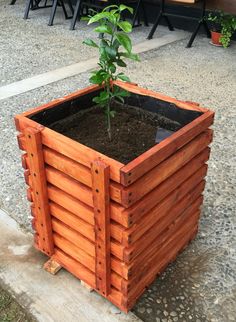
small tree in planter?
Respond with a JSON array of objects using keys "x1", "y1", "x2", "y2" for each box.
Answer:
[
  {"x1": 206, "y1": 11, "x2": 236, "y2": 47},
  {"x1": 14, "y1": 4, "x2": 215, "y2": 313},
  {"x1": 83, "y1": 5, "x2": 139, "y2": 140}
]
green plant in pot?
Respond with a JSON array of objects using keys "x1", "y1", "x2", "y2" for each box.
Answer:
[
  {"x1": 206, "y1": 11, "x2": 236, "y2": 48},
  {"x1": 83, "y1": 4, "x2": 140, "y2": 140}
]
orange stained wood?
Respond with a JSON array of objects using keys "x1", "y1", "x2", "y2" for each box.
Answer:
[
  {"x1": 52, "y1": 219, "x2": 95, "y2": 257},
  {"x1": 123, "y1": 190, "x2": 204, "y2": 263},
  {"x1": 121, "y1": 129, "x2": 213, "y2": 207},
  {"x1": 45, "y1": 164, "x2": 128, "y2": 227},
  {"x1": 24, "y1": 127, "x2": 54, "y2": 256},
  {"x1": 91, "y1": 160, "x2": 111, "y2": 297},
  {"x1": 113, "y1": 80, "x2": 210, "y2": 113},
  {"x1": 120, "y1": 111, "x2": 214, "y2": 186},
  {"x1": 126, "y1": 224, "x2": 198, "y2": 310},
  {"x1": 48, "y1": 185, "x2": 94, "y2": 225},
  {"x1": 122, "y1": 148, "x2": 209, "y2": 225},
  {"x1": 43, "y1": 147, "x2": 123, "y2": 204},
  {"x1": 122, "y1": 168, "x2": 206, "y2": 246},
  {"x1": 126, "y1": 198, "x2": 202, "y2": 277}
]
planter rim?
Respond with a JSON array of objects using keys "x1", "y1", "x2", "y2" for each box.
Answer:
[{"x1": 15, "y1": 81, "x2": 214, "y2": 185}]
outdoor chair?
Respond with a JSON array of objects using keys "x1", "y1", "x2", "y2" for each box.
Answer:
[
  {"x1": 69, "y1": 0, "x2": 148, "y2": 31},
  {"x1": 23, "y1": 0, "x2": 74, "y2": 27},
  {"x1": 147, "y1": 0, "x2": 211, "y2": 47}
]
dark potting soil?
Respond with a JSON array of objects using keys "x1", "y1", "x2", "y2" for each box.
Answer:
[{"x1": 50, "y1": 103, "x2": 182, "y2": 164}]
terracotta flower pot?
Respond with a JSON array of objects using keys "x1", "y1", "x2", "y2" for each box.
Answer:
[
  {"x1": 14, "y1": 81, "x2": 214, "y2": 312},
  {"x1": 211, "y1": 31, "x2": 223, "y2": 46}
]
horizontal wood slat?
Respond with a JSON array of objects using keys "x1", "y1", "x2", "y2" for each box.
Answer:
[
  {"x1": 120, "y1": 111, "x2": 214, "y2": 186},
  {"x1": 122, "y1": 166, "x2": 207, "y2": 246},
  {"x1": 123, "y1": 148, "x2": 209, "y2": 225},
  {"x1": 52, "y1": 219, "x2": 95, "y2": 257},
  {"x1": 41, "y1": 127, "x2": 123, "y2": 183},
  {"x1": 126, "y1": 224, "x2": 198, "y2": 310},
  {"x1": 121, "y1": 129, "x2": 212, "y2": 207},
  {"x1": 124, "y1": 190, "x2": 204, "y2": 263},
  {"x1": 48, "y1": 185, "x2": 94, "y2": 225},
  {"x1": 127, "y1": 198, "x2": 202, "y2": 277},
  {"x1": 54, "y1": 233, "x2": 128, "y2": 280},
  {"x1": 44, "y1": 147, "x2": 123, "y2": 204},
  {"x1": 50, "y1": 202, "x2": 95, "y2": 241},
  {"x1": 45, "y1": 165, "x2": 127, "y2": 227}
]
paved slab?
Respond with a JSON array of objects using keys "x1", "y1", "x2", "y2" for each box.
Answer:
[
  {"x1": 0, "y1": 209, "x2": 140, "y2": 322},
  {"x1": 0, "y1": 32, "x2": 187, "y2": 100}
]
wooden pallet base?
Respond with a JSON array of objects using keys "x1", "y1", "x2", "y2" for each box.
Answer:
[{"x1": 44, "y1": 258, "x2": 62, "y2": 275}]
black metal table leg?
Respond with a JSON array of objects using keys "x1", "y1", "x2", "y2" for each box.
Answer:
[
  {"x1": 186, "y1": 21, "x2": 202, "y2": 48},
  {"x1": 70, "y1": 0, "x2": 81, "y2": 30},
  {"x1": 147, "y1": 0, "x2": 165, "y2": 39},
  {"x1": 141, "y1": 0, "x2": 149, "y2": 27},
  {"x1": 164, "y1": 15, "x2": 174, "y2": 31},
  {"x1": 24, "y1": 0, "x2": 33, "y2": 19},
  {"x1": 186, "y1": 0, "x2": 208, "y2": 47},
  {"x1": 48, "y1": 0, "x2": 58, "y2": 25},
  {"x1": 60, "y1": 0, "x2": 70, "y2": 19},
  {"x1": 132, "y1": 0, "x2": 141, "y2": 27},
  {"x1": 203, "y1": 20, "x2": 211, "y2": 38},
  {"x1": 147, "y1": 11, "x2": 162, "y2": 39}
]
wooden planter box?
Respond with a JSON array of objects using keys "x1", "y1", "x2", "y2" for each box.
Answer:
[{"x1": 15, "y1": 81, "x2": 214, "y2": 312}]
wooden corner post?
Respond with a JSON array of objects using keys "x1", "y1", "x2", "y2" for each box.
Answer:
[
  {"x1": 24, "y1": 127, "x2": 54, "y2": 256},
  {"x1": 91, "y1": 160, "x2": 111, "y2": 297}
]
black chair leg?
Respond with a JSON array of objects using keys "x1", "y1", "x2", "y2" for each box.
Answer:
[
  {"x1": 147, "y1": 11, "x2": 162, "y2": 39},
  {"x1": 60, "y1": 0, "x2": 71, "y2": 19},
  {"x1": 48, "y1": 0, "x2": 58, "y2": 26},
  {"x1": 70, "y1": 0, "x2": 81, "y2": 30},
  {"x1": 203, "y1": 20, "x2": 211, "y2": 38},
  {"x1": 186, "y1": 21, "x2": 202, "y2": 48},
  {"x1": 67, "y1": 0, "x2": 74, "y2": 15},
  {"x1": 10, "y1": 0, "x2": 17, "y2": 5},
  {"x1": 141, "y1": 0, "x2": 149, "y2": 27},
  {"x1": 164, "y1": 15, "x2": 174, "y2": 31},
  {"x1": 24, "y1": 0, "x2": 33, "y2": 19},
  {"x1": 132, "y1": 0, "x2": 141, "y2": 27}
]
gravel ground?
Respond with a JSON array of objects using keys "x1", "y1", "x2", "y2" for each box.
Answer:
[
  {"x1": 0, "y1": 0, "x2": 167, "y2": 86},
  {"x1": 0, "y1": 3, "x2": 236, "y2": 321},
  {"x1": 0, "y1": 284, "x2": 35, "y2": 322}
]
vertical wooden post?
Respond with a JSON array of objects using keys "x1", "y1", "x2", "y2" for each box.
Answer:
[
  {"x1": 91, "y1": 160, "x2": 111, "y2": 297},
  {"x1": 24, "y1": 127, "x2": 54, "y2": 256}
]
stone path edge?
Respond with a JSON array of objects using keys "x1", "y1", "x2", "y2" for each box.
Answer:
[{"x1": 0, "y1": 32, "x2": 187, "y2": 101}]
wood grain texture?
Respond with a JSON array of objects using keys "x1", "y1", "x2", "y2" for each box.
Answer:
[
  {"x1": 121, "y1": 129, "x2": 212, "y2": 207},
  {"x1": 122, "y1": 148, "x2": 209, "y2": 225},
  {"x1": 120, "y1": 112, "x2": 214, "y2": 186},
  {"x1": 44, "y1": 147, "x2": 123, "y2": 204},
  {"x1": 24, "y1": 127, "x2": 54, "y2": 256},
  {"x1": 92, "y1": 160, "x2": 111, "y2": 297}
]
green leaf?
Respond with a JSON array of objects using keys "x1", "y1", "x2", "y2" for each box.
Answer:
[
  {"x1": 109, "y1": 63, "x2": 116, "y2": 73},
  {"x1": 88, "y1": 12, "x2": 112, "y2": 24},
  {"x1": 118, "y1": 89, "x2": 129, "y2": 97},
  {"x1": 120, "y1": 52, "x2": 140, "y2": 61},
  {"x1": 110, "y1": 110, "x2": 116, "y2": 118},
  {"x1": 119, "y1": 4, "x2": 133, "y2": 14},
  {"x1": 94, "y1": 24, "x2": 112, "y2": 35},
  {"x1": 118, "y1": 21, "x2": 132, "y2": 33},
  {"x1": 83, "y1": 39, "x2": 98, "y2": 48},
  {"x1": 116, "y1": 59, "x2": 127, "y2": 67},
  {"x1": 117, "y1": 73, "x2": 130, "y2": 82},
  {"x1": 104, "y1": 45, "x2": 117, "y2": 59},
  {"x1": 116, "y1": 33, "x2": 132, "y2": 53}
]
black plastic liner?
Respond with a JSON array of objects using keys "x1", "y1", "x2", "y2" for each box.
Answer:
[{"x1": 28, "y1": 88, "x2": 202, "y2": 127}]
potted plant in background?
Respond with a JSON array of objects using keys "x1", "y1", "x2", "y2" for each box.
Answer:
[
  {"x1": 15, "y1": 4, "x2": 214, "y2": 313},
  {"x1": 206, "y1": 11, "x2": 236, "y2": 47}
]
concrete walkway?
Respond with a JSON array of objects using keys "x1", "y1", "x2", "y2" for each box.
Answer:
[{"x1": 0, "y1": 209, "x2": 140, "y2": 322}]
